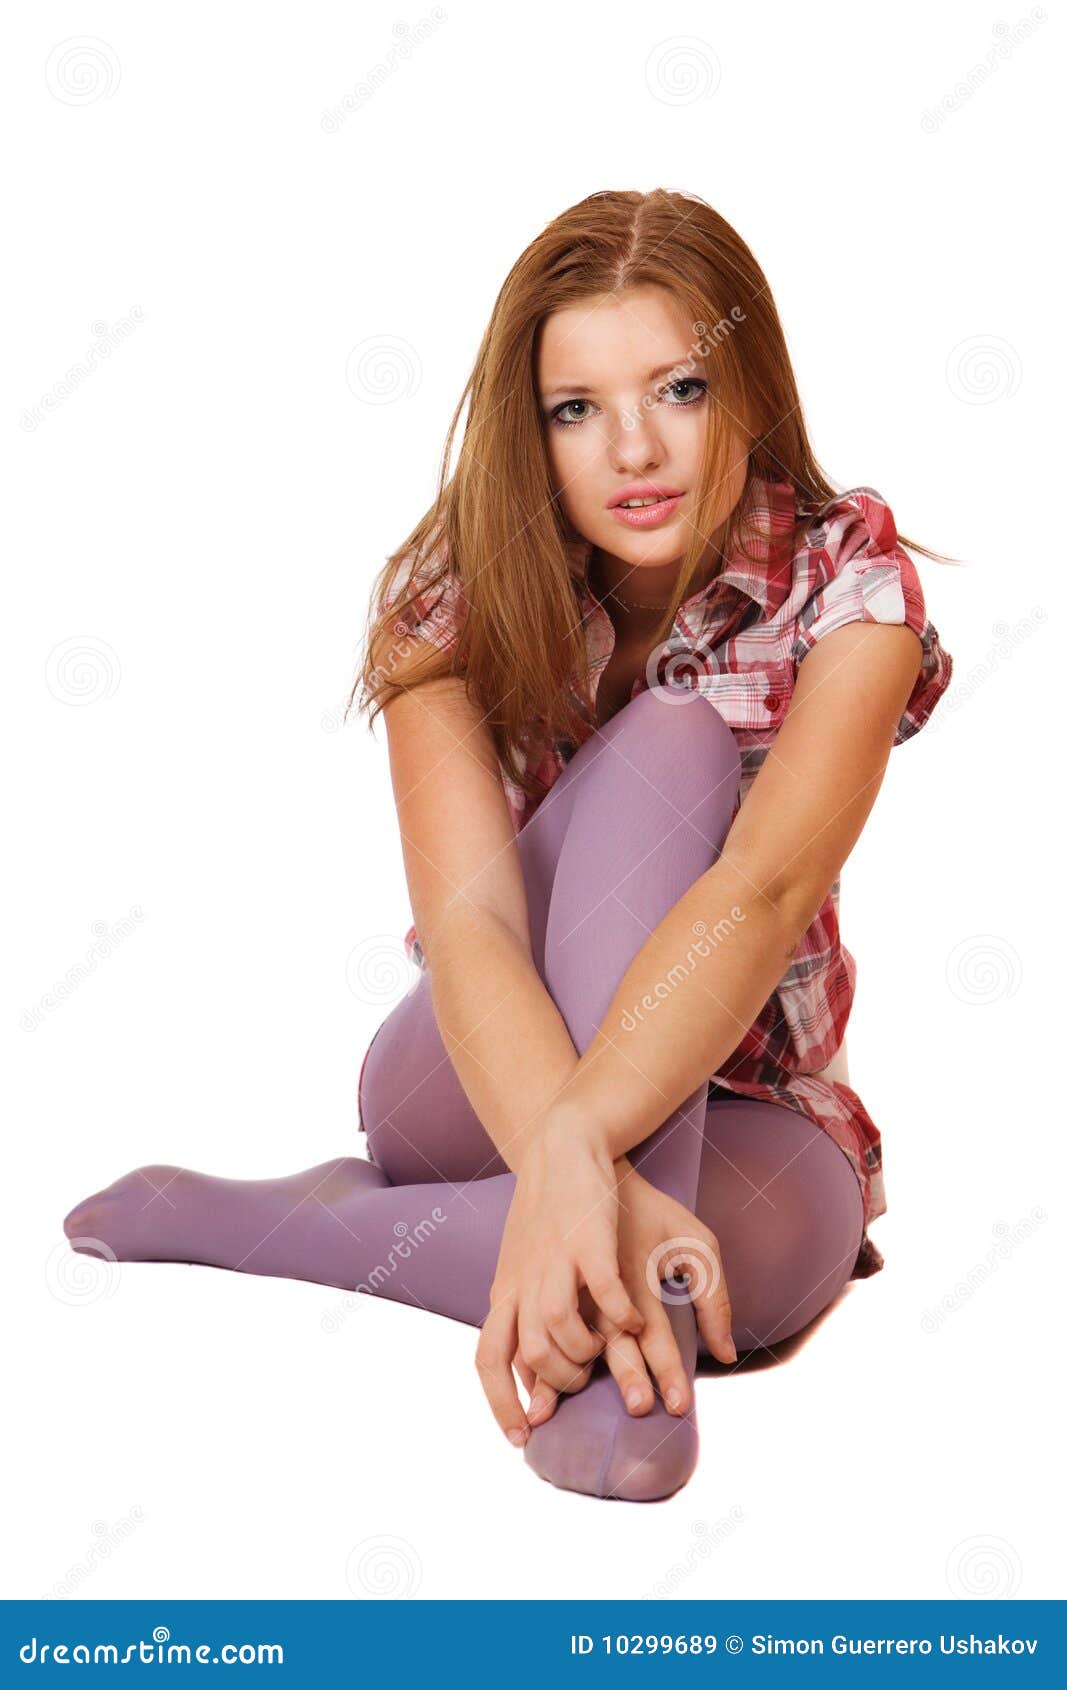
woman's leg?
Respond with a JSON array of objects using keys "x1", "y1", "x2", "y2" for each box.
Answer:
[{"x1": 61, "y1": 689, "x2": 861, "y2": 1497}]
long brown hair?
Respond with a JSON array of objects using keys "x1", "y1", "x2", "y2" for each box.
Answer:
[{"x1": 348, "y1": 186, "x2": 951, "y2": 808}]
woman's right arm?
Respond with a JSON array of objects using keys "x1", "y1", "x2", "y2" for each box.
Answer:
[{"x1": 378, "y1": 651, "x2": 582, "y2": 1178}]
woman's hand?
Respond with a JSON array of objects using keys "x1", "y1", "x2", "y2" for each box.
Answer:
[
  {"x1": 525, "y1": 1157, "x2": 737, "y2": 1428},
  {"x1": 475, "y1": 1116, "x2": 646, "y2": 1448}
]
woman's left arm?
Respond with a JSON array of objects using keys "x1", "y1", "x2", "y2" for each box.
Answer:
[{"x1": 546, "y1": 621, "x2": 925, "y2": 1162}]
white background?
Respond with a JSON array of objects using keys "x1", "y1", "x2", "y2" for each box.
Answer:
[{"x1": 3, "y1": 0, "x2": 1061, "y2": 1602}]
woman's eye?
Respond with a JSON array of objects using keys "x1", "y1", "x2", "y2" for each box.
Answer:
[
  {"x1": 548, "y1": 379, "x2": 707, "y2": 428},
  {"x1": 661, "y1": 378, "x2": 708, "y2": 405},
  {"x1": 551, "y1": 399, "x2": 593, "y2": 427}
]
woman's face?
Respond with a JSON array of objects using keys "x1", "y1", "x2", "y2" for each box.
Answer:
[{"x1": 537, "y1": 284, "x2": 747, "y2": 576}]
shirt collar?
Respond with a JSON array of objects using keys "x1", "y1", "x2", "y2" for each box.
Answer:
[{"x1": 567, "y1": 476, "x2": 798, "y2": 621}]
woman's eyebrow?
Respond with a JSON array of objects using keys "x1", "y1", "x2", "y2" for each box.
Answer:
[{"x1": 539, "y1": 358, "x2": 701, "y2": 400}]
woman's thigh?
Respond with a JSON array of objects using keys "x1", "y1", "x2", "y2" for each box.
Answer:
[{"x1": 693, "y1": 1096, "x2": 865, "y2": 1350}]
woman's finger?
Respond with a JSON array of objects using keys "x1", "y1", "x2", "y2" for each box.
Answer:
[
  {"x1": 474, "y1": 1294, "x2": 530, "y2": 1447},
  {"x1": 526, "y1": 1375, "x2": 559, "y2": 1425},
  {"x1": 583, "y1": 1253, "x2": 646, "y2": 1337},
  {"x1": 540, "y1": 1262, "x2": 604, "y2": 1368},
  {"x1": 599, "y1": 1326, "x2": 657, "y2": 1416},
  {"x1": 674, "y1": 1232, "x2": 737, "y2": 1365},
  {"x1": 518, "y1": 1295, "x2": 599, "y2": 1396},
  {"x1": 632, "y1": 1296, "x2": 692, "y2": 1415}
]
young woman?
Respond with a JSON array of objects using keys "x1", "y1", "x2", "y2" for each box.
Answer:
[{"x1": 63, "y1": 188, "x2": 954, "y2": 1503}]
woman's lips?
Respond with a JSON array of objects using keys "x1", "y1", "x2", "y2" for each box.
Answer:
[{"x1": 610, "y1": 494, "x2": 683, "y2": 529}]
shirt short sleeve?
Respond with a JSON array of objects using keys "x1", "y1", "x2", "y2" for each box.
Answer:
[
  {"x1": 791, "y1": 487, "x2": 953, "y2": 746},
  {"x1": 379, "y1": 517, "x2": 466, "y2": 658}
]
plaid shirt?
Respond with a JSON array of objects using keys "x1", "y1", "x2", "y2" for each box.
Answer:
[{"x1": 374, "y1": 479, "x2": 954, "y2": 1279}]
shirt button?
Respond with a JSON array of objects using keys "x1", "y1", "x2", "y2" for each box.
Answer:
[{"x1": 763, "y1": 692, "x2": 781, "y2": 712}]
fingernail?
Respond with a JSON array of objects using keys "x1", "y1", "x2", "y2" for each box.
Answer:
[
  {"x1": 667, "y1": 1387, "x2": 683, "y2": 1411},
  {"x1": 724, "y1": 1337, "x2": 738, "y2": 1363},
  {"x1": 507, "y1": 1427, "x2": 528, "y2": 1447},
  {"x1": 529, "y1": 1395, "x2": 548, "y2": 1418},
  {"x1": 625, "y1": 1387, "x2": 644, "y2": 1411}
]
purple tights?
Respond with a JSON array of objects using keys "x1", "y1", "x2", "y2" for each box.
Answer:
[{"x1": 63, "y1": 689, "x2": 864, "y2": 1502}]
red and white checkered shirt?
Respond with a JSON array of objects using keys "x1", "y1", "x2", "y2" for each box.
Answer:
[{"x1": 375, "y1": 479, "x2": 954, "y2": 1278}]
